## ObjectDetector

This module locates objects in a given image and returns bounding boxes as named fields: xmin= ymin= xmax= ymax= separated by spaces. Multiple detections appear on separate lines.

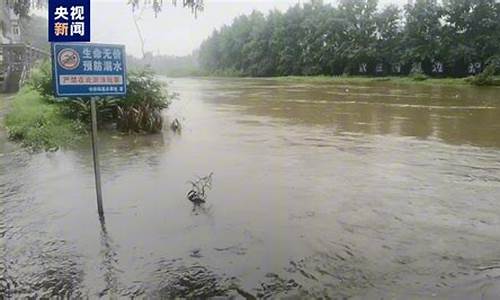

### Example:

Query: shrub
xmin=26 ymin=60 xmax=54 ymax=100
xmin=409 ymin=70 xmax=429 ymax=81
xmin=470 ymin=59 xmax=499 ymax=86
xmin=116 ymin=69 xmax=174 ymax=133
xmin=25 ymin=61 xmax=173 ymax=133
xmin=60 ymin=97 xmax=120 ymax=125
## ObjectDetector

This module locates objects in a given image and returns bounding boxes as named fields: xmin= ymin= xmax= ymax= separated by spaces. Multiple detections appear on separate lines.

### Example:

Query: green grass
xmin=270 ymin=75 xmax=475 ymax=86
xmin=5 ymin=87 xmax=83 ymax=151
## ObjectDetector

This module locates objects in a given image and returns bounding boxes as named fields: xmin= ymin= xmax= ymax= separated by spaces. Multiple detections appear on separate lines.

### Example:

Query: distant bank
xmin=270 ymin=75 xmax=500 ymax=87
xmin=163 ymin=74 xmax=500 ymax=87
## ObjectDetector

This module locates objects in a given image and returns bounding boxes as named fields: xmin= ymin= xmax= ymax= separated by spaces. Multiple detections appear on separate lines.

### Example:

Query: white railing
xmin=0 ymin=43 xmax=49 ymax=92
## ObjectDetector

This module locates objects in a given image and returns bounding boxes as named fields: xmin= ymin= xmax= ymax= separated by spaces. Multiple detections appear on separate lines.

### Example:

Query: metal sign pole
xmin=52 ymin=42 xmax=126 ymax=219
xmin=90 ymin=97 xmax=104 ymax=217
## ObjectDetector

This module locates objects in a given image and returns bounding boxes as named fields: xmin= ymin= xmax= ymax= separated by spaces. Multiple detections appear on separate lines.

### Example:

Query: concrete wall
xmin=0 ymin=3 xmax=22 ymax=44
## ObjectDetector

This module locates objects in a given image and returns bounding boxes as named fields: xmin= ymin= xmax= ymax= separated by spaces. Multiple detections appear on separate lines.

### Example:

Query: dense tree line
xmin=8 ymin=0 xmax=203 ymax=16
xmin=198 ymin=0 xmax=500 ymax=77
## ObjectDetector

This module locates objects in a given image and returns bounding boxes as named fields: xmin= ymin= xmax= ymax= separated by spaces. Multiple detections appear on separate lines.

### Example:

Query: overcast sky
xmin=87 ymin=0 xmax=405 ymax=58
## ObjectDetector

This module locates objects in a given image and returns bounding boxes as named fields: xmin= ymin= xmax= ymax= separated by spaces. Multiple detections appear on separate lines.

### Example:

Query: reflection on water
xmin=197 ymin=78 xmax=500 ymax=148
xmin=97 ymin=217 xmax=120 ymax=298
xmin=1 ymin=79 xmax=500 ymax=298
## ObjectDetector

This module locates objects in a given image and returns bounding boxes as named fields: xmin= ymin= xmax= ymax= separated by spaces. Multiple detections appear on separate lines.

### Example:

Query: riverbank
xmin=4 ymin=87 xmax=83 ymax=150
xmin=3 ymin=64 xmax=174 ymax=151
xmin=166 ymin=73 xmax=500 ymax=87
xmin=273 ymin=75 xmax=473 ymax=86
xmin=188 ymin=75 xmax=499 ymax=87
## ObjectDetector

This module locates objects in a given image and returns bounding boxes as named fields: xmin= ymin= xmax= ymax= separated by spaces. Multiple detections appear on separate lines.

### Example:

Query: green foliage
xmin=5 ymin=87 xmax=83 ymax=151
xmin=6 ymin=0 xmax=46 ymax=17
xmin=442 ymin=0 xmax=499 ymax=70
xmin=8 ymin=0 xmax=204 ymax=17
xmin=26 ymin=60 xmax=54 ymax=99
xmin=59 ymin=69 xmax=173 ymax=133
xmin=209 ymin=68 xmax=244 ymax=77
xmin=116 ymin=69 xmax=173 ymax=132
xmin=122 ymin=69 xmax=170 ymax=109
xmin=411 ymin=73 xmax=429 ymax=81
xmin=26 ymin=61 xmax=173 ymax=133
xmin=402 ymin=0 xmax=443 ymax=64
xmin=128 ymin=0 xmax=203 ymax=17
xmin=470 ymin=61 xmax=499 ymax=86
xmin=60 ymin=97 xmax=120 ymax=125
xmin=375 ymin=5 xmax=402 ymax=64
xmin=198 ymin=0 xmax=500 ymax=78
xmin=409 ymin=68 xmax=429 ymax=81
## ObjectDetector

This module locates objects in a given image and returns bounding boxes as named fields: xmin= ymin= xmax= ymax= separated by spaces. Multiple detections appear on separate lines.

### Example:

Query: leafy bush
xmin=5 ymin=88 xmax=84 ymax=150
xmin=409 ymin=70 xmax=429 ymax=81
xmin=25 ymin=61 xmax=173 ymax=133
xmin=470 ymin=60 xmax=499 ymax=86
xmin=27 ymin=60 xmax=54 ymax=99
xmin=60 ymin=97 xmax=120 ymax=125
xmin=116 ymin=69 xmax=174 ymax=133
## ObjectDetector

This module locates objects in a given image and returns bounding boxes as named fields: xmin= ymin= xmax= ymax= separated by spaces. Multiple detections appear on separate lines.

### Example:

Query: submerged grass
xmin=5 ymin=87 xmax=84 ymax=151
xmin=271 ymin=75 xmax=476 ymax=86
xmin=4 ymin=62 xmax=172 ymax=151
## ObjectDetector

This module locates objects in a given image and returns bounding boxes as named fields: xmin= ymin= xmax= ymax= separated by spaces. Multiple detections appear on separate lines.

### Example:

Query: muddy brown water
xmin=1 ymin=78 xmax=500 ymax=299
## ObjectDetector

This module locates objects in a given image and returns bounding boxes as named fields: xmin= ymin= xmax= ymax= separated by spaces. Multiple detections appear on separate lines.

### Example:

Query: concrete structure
xmin=0 ymin=3 xmax=22 ymax=44
xmin=0 ymin=3 xmax=48 ymax=93
xmin=1 ymin=43 xmax=49 ymax=92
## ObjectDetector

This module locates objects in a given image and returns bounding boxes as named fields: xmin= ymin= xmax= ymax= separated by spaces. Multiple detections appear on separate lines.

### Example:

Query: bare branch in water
xmin=186 ymin=172 xmax=213 ymax=204
xmin=170 ymin=118 xmax=182 ymax=133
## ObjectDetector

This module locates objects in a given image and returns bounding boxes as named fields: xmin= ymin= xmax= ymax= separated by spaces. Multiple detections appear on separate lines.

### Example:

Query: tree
xmin=6 ymin=0 xmax=45 ymax=17
xmin=8 ymin=0 xmax=205 ymax=61
xmin=375 ymin=5 xmax=402 ymax=66
xmin=299 ymin=0 xmax=327 ymax=75
xmin=278 ymin=4 xmax=305 ymax=75
xmin=241 ymin=11 xmax=274 ymax=76
xmin=403 ymin=0 xmax=444 ymax=70
xmin=198 ymin=0 xmax=500 ymax=78
xmin=7 ymin=0 xmax=204 ymax=17
xmin=128 ymin=0 xmax=203 ymax=17
xmin=198 ymin=30 xmax=222 ymax=73
xmin=338 ymin=0 xmax=379 ymax=74
xmin=319 ymin=5 xmax=346 ymax=75
xmin=442 ymin=0 xmax=500 ymax=75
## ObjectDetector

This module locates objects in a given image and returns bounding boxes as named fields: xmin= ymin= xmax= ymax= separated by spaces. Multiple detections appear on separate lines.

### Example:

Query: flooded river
xmin=1 ymin=78 xmax=500 ymax=298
